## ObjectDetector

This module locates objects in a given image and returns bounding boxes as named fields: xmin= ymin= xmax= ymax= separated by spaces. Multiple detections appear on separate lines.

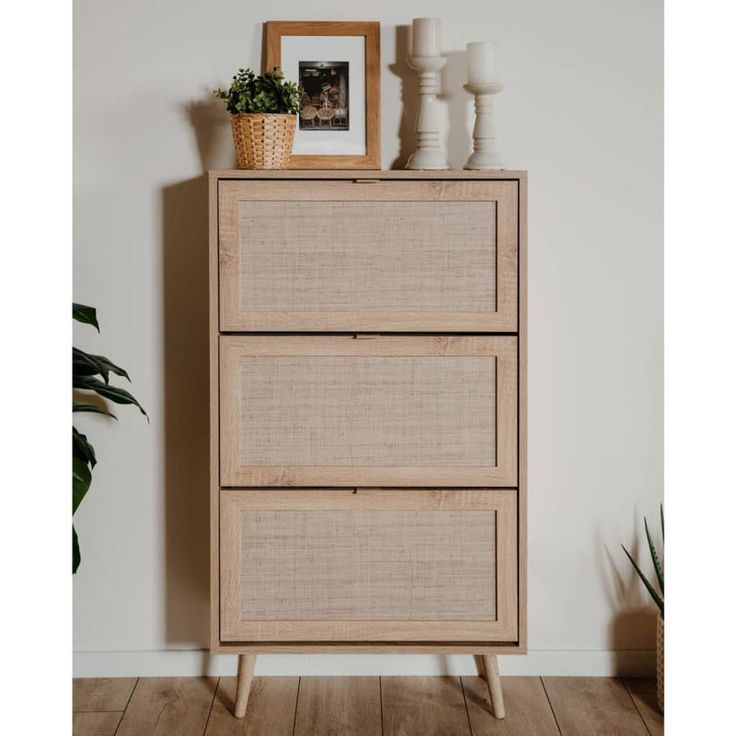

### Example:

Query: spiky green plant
xmin=73 ymin=303 xmax=147 ymax=573
xmin=622 ymin=505 xmax=664 ymax=618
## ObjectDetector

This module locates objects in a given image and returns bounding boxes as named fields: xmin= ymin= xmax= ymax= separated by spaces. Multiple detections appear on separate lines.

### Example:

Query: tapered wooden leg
xmin=233 ymin=654 xmax=256 ymax=718
xmin=481 ymin=654 xmax=505 ymax=719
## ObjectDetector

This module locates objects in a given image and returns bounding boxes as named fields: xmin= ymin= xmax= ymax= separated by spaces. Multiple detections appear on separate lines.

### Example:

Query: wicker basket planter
xmin=230 ymin=113 xmax=296 ymax=170
xmin=656 ymin=613 xmax=664 ymax=712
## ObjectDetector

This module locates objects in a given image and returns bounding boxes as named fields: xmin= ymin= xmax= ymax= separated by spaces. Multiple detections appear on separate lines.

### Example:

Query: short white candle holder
xmin=406 ymin=55 xmax=449 ymax=170
xmin=463 ymin=81 xmax=504 ymax=170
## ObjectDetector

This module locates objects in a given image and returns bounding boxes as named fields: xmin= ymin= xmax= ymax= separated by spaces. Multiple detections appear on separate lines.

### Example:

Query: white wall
xmin=73 ymin=0 xmax=663 ymax=676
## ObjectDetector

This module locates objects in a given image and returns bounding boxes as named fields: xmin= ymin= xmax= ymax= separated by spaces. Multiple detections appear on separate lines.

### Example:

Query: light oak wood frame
xmin=220 ymin=489 xmax=517 ymax=643
xmin=219 ymin=335 xmax=517 ymax=487
xmin=218 ymin=179 xmax=518 ymax=332
xmin=264 ymin=21 xmax=381 ymax=169
xmin=209 ymin=170 xmax=527 ymax=656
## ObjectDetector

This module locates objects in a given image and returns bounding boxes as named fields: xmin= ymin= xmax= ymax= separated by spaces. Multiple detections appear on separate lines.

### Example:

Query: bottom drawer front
xmin=220 ymin=490 xmax=517 ymax=643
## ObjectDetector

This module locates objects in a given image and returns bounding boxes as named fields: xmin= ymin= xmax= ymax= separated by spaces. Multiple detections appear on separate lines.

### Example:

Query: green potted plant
xmin=73 ymin=303 xmax=147 ymax=573
xmin=214 ymin=67 xmax=300 ymax=170
xmin=622 ymin=505 xmax=664 ymax=712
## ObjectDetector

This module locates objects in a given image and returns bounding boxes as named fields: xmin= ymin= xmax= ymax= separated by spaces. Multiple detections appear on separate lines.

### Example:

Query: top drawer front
xmin=218 ymin=180 xmax=518 ymax=332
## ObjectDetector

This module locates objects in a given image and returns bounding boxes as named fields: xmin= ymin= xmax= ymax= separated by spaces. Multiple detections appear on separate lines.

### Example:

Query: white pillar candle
xmin=466 ymin=41 xmax=497 ymax=84
xmin=412 ymin=18 xmax=441 ymax=56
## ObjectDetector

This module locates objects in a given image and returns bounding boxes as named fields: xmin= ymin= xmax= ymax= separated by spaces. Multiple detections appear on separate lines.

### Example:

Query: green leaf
xmin=73 ymin=376 xmax=148 ymax=419
xmin=622 ymin=544 xmax=664 ymax=617
xmin=73 ymin=457 xmax=92 ymax=513
xmin=214 ymin=66 xmax=300 ymax=114
xmin=644 ymin=516 xmax=664 ymax=595
xmin=73 ymin=427 xmax=97 ymax=467
xmin=73 ymin=303 xmax=99 ymax=331
xmin=73 ymin=348 xmax=109 ymax=383
xmin=73 ymin=347 xmax=131 ymax=384
xmin=73 ymin=403 xmax=117 ymax=419
xmin=73 ymin=525 xmax=81 ymax=574
xmin=660 ymin=504 xmax=664 ymax=545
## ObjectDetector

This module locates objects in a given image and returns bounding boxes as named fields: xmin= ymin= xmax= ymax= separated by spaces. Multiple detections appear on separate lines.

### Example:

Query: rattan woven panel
xmin=237 ymin=201 xmax=496 ymax=311
xmin=238 ymin=356 xmax=497 ymax=467
xmin=238 ymin=510 xmax=497 ymax=620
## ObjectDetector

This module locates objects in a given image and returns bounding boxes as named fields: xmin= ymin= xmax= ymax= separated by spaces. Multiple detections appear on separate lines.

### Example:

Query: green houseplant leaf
xmin=72 ymin=303 xmax=146 ymax=573
xmin=73 ymin=457 xmax=92 ymax=513
xmin=73 ymin=427 xmax=96 ymax=467
xmin=73 ymin=526 xmax=81 ymax=574
xmin=661 ymin=504 xmax=664 ymax=544
xmin=73 ymin=347 xmax=130 ymax=384
xmin=73 ymin=403 xmax=117 ymax=419
xmin=644 ymin=517 xmax=664 ymax=595
xmin=74 ymin=376 xmax=148 ymax=419
xmin=621 ymin=507 xmax=664 ymax=618
xmin=73 ymin=303 xmax=99 ymax=331
xmin=214 ymin=67 xmax=300 ymax=115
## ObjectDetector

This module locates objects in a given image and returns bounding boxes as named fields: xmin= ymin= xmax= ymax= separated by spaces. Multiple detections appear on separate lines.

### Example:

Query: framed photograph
xmin=265 ymin=21 xmax=381 ymax=169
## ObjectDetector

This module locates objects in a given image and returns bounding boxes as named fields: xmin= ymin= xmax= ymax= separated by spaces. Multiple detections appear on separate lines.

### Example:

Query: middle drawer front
xmin=219 ymin=335 xmax=518 ymax=487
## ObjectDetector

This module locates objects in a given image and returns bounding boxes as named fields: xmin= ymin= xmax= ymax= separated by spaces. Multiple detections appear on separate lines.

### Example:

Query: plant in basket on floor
xmin=214 ymin=67 xmax=300 ymax=170
xmin=622 ymin=505 xmax=664 ymax=713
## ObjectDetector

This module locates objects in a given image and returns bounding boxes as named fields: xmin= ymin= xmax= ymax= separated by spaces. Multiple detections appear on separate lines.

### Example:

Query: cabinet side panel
xmin=209 ymin=173 xmax=220 ymax=649
xmin=518 ymin=174 xmax=528 ymax=651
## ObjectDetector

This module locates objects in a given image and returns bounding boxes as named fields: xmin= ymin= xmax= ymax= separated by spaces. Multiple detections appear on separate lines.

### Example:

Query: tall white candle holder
xmin=463 ymin=81 xmax=504 ymax=170
xmin=406 ymin=54 xmax=449 ymax=170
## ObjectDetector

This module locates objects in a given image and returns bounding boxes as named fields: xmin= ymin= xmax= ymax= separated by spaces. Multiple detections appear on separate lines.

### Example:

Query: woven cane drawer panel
xmin=239 ymin=355 xmax=495 ymax=466
xmin=239 ymin=510 xmax=495 ymax=620
xmin=219 ymin=489 xmax=518 ymax=642
xmin=218 ymin=180 xmax=518 ymax=331
xmin=219 ymin=336 xmax=518 ymax=486
xmin=237 ymin=201 xmax=494 ymax=311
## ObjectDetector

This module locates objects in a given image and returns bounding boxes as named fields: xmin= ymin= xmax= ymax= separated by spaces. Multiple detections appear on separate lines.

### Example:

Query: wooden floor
xmin=73 ymin=675 xmax=662 ymax=736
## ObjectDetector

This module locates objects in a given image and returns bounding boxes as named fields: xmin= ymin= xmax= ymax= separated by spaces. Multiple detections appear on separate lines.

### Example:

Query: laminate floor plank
xmin=381 ymin=676 xmax=471 ymax=736
xmin=115 ymin=677 xmax=216 ymax=736
xmin=462 ymin=676 xmax=560 ymax=735
xmin=623 ymin=678 xmax=656 ymax=694
xmin=204 ymin=676 xmax=299 ymax=736
xmin=294 ymin=677 xmax=381 ymax=736
xmin=73 ymin=677 xmax=138 ymax=711
xmin=72 ymin=711 xmax=123 ymax=736
xmin=624 ymin=679 xmax=663 ymax=736
xmin=542 ymin=678 xmax=649 ymax=736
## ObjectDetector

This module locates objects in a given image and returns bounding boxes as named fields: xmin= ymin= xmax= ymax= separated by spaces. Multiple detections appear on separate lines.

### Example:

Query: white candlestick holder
xmin=463 ymin=81 xmax=504 ymax=170
xmin=405 ymin=55 xmax=449 ymax=170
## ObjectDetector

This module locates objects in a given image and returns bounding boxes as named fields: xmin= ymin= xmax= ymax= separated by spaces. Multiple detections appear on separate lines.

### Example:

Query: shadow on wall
xmin=184 ymin=94 xmax=234 ymax=171
xmin=161 ymin=174 xmax=210 ymax=647
xmin=442 ymin=50 xmax=472 ymax=169
xmin=160 ymin=96 xmax=237 ymax=649
xmin=388 ymin=24 xmax=417 ymax=169
xmin=598 ymin=510 xmax=659 ymax=672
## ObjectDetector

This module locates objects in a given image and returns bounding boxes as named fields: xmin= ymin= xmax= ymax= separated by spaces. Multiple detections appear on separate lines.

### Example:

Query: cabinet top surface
xmin=209 ymin=169 xmax=526 ymax=181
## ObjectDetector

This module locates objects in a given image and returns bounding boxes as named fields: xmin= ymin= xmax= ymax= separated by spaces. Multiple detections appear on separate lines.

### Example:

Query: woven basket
xmin=656 ymin=613 xmax=664 ymax=712
xmin=230 ymin=113 xmax=296 ymax=170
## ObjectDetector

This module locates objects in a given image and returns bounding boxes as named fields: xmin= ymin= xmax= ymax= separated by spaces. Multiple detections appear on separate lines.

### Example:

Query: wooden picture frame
xmin=265 ymin=21 xmax=381 ymax=169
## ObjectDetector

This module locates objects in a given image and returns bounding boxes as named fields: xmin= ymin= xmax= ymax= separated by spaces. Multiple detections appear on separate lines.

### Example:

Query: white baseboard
xmin=73 ymin=649 xmax=655 ymax=678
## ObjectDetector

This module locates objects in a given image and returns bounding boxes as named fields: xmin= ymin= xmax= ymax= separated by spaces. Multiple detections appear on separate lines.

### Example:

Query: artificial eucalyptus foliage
xmin=72 ymin=303 xmax=147 ymax=573
xmin=214 ymin=67 xmax=300 ymax=115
